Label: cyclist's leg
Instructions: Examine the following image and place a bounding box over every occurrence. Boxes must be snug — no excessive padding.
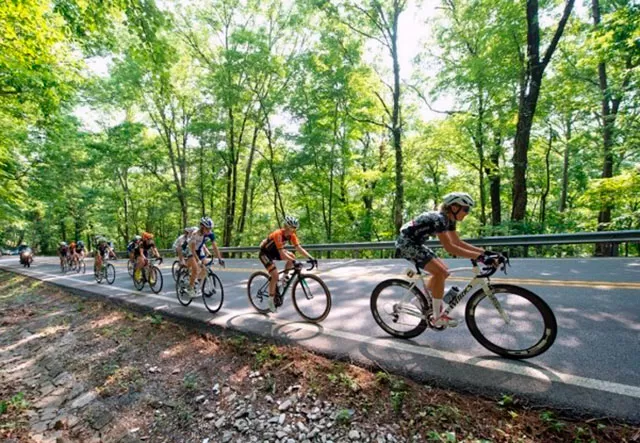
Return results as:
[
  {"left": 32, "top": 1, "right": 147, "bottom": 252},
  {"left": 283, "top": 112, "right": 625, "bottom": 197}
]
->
[
  {"left": 259, "top": 251, "right": 278, "bottom": 297},
  {"left": 424, "top": 257, "right": 454, "bottom": 325},
  {"left": 95, "top": 251, "right": 103, "bottom": 270},
  {"left": 187, "top": 255, "right": 198, "bottom": 289}
]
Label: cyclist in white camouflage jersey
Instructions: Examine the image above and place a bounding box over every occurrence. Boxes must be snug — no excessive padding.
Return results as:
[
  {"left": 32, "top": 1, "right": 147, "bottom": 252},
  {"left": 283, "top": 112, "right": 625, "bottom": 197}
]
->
[{"left": 396, "top": 192, "right": 504, "bottom": 327}]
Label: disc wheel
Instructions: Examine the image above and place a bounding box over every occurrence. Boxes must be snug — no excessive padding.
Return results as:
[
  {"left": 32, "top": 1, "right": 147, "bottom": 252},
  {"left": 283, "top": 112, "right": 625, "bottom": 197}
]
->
[
  {"left": 247, "top": 271, "right": 271, "bottom": 314},
  {"left": 291, "top": 274, "right": 331, "bottom": 322},
  {"left": 149, "top": 265, "right": 163, "bottom": 294},
  {"left": 176, "top": 268, "right": 192, "bottom": 306},
  {"left": 202, "top": 270, "right": 224, "bottom": 313},
  {"left": 370, "top": 279, "right": 430, "bottom": 339},
  {"left": 465, "top": 284, "right": 557, "bottom": 359},
  {"left": 105, "top": 263, "right": 116, "bottom": 285}
]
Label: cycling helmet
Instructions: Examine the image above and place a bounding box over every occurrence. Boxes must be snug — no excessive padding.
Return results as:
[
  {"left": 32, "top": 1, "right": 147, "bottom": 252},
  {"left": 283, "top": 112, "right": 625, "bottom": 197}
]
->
[
  {"left": 200, "top": 216, "right": 213, "bottom": 229},
  {"left": 60, "top": 241, "right": 67, "bottom": 246},
  {"left": 442, "top": 192, "right": 475, "bottom": 208},
  {"left": 188, "top": 226, "right": 198, "bottom": 233},
  {"left": 77, "top": 241, "right": 84, "bottom": 247},
  {"left": 134, "top": 235, "right": 142, "bottom": 241},
  {"left": 142, "top": 232, "right": 153, "bottom": 240},
  {"left": 284, "top": 215, "right": 300, "bottom": 229}
]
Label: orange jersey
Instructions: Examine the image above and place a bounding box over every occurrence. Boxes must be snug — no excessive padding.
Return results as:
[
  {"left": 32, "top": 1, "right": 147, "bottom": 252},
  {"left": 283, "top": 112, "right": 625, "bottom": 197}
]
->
[{"left": 261, "top": 228, "right": 299, "bottom": 252}]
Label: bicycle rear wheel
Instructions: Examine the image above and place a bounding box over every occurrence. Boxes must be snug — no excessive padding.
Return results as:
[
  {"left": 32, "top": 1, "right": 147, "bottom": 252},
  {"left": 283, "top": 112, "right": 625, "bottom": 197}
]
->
[
  {"left": 202, "top": 270, "right": 224, "bottom": 313},
  {"left": 292, "top": 274, "right": 331, "bottom": 322},
  {"left": 105, "top": 263, "right": 116, "bottom": 285},
  {"left": 149, "top": 265, "right": 163, "bottom": 293},
  {"left": 247, "top": 271, "right": 271, "bottom": 314},
  {"left": 465, "top": 284, "right": 557, "bottom": 359},
  {"left": 370, "top": 279, "right": 429, "bottom": 339},
  {"left": 176, "top": 268, "right": 192, "bottom": 306}
]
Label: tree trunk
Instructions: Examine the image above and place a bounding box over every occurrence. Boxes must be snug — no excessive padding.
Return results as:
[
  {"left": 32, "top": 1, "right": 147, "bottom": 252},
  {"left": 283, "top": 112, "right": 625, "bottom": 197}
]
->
[
  {"left": 511, "top": 0, "right": 574, "bottom": 222},
  {"left": 391, "top": 17, "right": 403, "bottom": 234},
  {"left": 488, "top": 132, "right": 501, "bottom": 226},
  {"left": 237, "top": 125, "right": 259, "bottom": 238},
  {"left": 540, "top": 125, "right": 553, "bottom": 227},
  {"left": 559, "top": 115, "right": 572, "bottom": 212}
]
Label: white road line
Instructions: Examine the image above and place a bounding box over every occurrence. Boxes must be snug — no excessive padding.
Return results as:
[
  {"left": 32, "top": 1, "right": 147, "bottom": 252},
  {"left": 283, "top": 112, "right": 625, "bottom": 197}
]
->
[{"left": 3, "top": 263, "right": 640, "bottom": 401}]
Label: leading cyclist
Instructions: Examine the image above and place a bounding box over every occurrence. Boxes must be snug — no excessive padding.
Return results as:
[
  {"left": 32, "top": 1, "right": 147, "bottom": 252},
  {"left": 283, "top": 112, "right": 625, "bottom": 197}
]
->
[
  {"left": 396, "top": 192, "right": 505, "bottom": 327},
  {"left": 185, "top": 217, "right": 224, "bottom": 298}
]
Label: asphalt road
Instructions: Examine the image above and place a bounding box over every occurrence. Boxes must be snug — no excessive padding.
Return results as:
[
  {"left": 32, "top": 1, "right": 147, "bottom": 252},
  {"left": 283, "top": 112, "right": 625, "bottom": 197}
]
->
[{"left": 2, "top": 256, "right": 639, "bottom": 422}]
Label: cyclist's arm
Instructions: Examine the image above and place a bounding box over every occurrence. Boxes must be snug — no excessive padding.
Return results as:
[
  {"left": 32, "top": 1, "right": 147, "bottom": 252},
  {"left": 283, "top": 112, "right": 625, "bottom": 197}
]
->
[
  {"left": 294, "top": 244, "right": 313, "bottom": 260},
  {"left": 278, "top": 248, "right": 296, "bottom": 261},
  {"left": 448, "top": 231, "right": 484, "bottom": 256},
  {"left": 210, "top": 241, "right": 223, "bottom": 260},
  {"left": 151, "top": 246, "right": 161, "bottom": 259},
  {"left": 437, "top": 232, "right": 481, "bottom": 259}
]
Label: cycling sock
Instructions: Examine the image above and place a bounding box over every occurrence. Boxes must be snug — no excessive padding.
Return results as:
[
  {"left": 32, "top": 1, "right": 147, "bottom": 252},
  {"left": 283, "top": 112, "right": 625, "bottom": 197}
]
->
[{"left": 432, "top": 298, "right": 443, "bottom": 319}]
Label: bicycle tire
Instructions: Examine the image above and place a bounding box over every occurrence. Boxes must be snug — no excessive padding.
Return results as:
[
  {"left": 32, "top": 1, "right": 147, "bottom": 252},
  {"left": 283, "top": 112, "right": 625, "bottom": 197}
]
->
[
  {"left": 291, "top": 274, "right": 331, "bottom": 322},
  {"left": 465, "top": 284, "right": 557, "bottom": 359},
  {"left": 176, "top": 268, "right": 192, "bottom": 306},
  {"left": 127, "top": 259, "right": 134, "bottom": 277},
  {"left": 133, "top": 269, "right": 145, "bottom": 291},
  {"left": 172, "top": 260, "right": 181, "bottom": 281},
  {"left": 247, "top": 271, "right": 271, "bottom": 314},
  {"left": 94, "top": 265, "right": 104, "bottom": 284},
  {"left": 105, "top": 263, "right": 116, "bottom": 285},
  {"left": 149, "top": 265, "right": 163, "bottom": 293},
  {"left": 80, "top": 260, "right": 86, "bottom": 274},
  {"left": 370, "top": 279, "right": 429, "bottom": 339},
  {"left": 202, "top": 270, "right": 224, "bottom": 313}
]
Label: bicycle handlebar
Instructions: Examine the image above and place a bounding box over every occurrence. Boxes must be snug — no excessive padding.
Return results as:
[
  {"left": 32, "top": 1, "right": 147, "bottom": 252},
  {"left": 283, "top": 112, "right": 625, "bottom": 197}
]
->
[
  {"left": 293, "top": 259, "right": 318, "bottom": 271},
  {"left": 471, "top": 253, "right": 510, "bottom": 278}
]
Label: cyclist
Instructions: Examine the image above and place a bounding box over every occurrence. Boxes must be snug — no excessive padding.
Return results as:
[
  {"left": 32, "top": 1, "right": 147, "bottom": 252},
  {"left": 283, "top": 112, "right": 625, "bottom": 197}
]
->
[
  {"left": 126, "top": 235, "right": 142, "bottom": 264},
  {"left": 173, "top": 227, "right": 197, "bottom": 267},
  {"left": 58, "top": 242, "right": 69, "bottom": 268},
  {"left": 94, "top": 236, "right": 115, "bottom": 272},
  {"left": 134, "top": 232, "right": 162, "bottom": 281},
  {"left": 396, "top": 192, "right": 505, "bottom": 327},
  {"left": 185, "top": 217, "right": 224, "bottom": 298},
  {"left": 76, "top": 240, "right": 86, "bottom": 259},
  {"left": 69, "top": 241, "right": 78, "bottom": 267},
  {"left": 258, "top": 215, "right": 316, "bottom": 313}
]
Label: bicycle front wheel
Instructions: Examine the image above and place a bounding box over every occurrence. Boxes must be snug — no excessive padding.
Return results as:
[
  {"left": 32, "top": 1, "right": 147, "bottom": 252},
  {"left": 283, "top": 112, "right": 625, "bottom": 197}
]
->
[
  {"left": 172, "top": 260, "right": 181, "bottom": 281},
  {"left": 78, "top": 260, "right": 86, "bottom": 274},
  {"left": 149, "top": 266, "right": 163, "bottom": 294},
  {"left": 292, "top": 274, "right": 331, "bottom": 322},
  {"left": 370, "top": 279, "right": 429, "bottom": 339},
  {"left": 247, "top": 271, "right": 271, "bottom": 314},
  {"left": 176, "top": 268, "right": 192, "bottom": 306},
  {"left": 202, "top": 271, "right": 224, "bottom": 313},
  {"left": 94, "top": 265, "right": 103, "bottom": 283},
  {"left": 127, "top": 259, "right": 134, "bottom": 277},
  {"left": 105, "top": 263, "right": 116, "bottom": 285},
  {"left": 466, "top": 284, "right": 557, "bottom": 359}
]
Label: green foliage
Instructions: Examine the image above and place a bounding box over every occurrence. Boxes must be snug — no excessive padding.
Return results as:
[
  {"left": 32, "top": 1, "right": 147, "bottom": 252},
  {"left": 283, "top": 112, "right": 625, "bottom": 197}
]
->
[
  {"left": 2, "top": 0, "right": 639, "bottom": 253},
  {"left": 254, "top": 345, "right": 284, "bottom": 368}
]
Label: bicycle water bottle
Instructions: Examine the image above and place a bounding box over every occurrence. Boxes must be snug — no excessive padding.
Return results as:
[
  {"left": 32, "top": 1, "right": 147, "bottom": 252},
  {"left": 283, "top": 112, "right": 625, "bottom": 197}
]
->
[{"left": 443, "top": 286, "right": 460, "bottom": 304}]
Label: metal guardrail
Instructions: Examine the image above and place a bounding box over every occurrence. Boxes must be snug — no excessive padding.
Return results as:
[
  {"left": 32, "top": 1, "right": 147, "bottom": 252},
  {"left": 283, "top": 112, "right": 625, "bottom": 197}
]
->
[{"left": 152, "top": 230, "right": 640, "bottom": 255}]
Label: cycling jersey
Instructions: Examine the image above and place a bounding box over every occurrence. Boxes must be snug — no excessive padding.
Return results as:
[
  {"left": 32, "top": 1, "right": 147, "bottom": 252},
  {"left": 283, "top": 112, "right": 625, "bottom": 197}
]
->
[
  {"left": 398, "top": 211, "right": 456, "bottom": 244},
  {"left": 59, "top": 246, "right": 69, "bottom": 256},
  {"left": 173, "top": 234, "right": 191, "bottom": 254},
  {"left": 126, "top": 240, "right": 140, "bottom": 253},
  {"left": 188, "top": 231, "right": 215, "bottom": 258}
]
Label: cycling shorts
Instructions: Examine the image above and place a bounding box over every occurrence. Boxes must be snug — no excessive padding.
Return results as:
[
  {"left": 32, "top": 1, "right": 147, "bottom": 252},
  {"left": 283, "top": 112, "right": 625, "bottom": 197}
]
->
[{"left": 395, "top": 236, "right": 437, "bottom": 269}]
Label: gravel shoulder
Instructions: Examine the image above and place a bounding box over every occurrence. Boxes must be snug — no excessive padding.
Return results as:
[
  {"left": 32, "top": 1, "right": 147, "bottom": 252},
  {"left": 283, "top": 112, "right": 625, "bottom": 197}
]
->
[{"left": 1, "top": 270, "right": 638, "bottom": 443}]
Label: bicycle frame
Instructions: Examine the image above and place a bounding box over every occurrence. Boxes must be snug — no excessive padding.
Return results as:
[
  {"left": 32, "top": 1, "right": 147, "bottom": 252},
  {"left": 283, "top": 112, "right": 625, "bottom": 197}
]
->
[{"left": 396, "top": 264, "right": 509, "bottom": 323}]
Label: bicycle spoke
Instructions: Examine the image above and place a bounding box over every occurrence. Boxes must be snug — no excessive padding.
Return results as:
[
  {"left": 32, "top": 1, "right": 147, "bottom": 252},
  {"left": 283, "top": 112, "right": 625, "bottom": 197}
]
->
[
  {"left": 292, "top": 275, "right": 331, "bottom": 322},
  {"left": 370, "top": 280, "right": 429, "bottom": 339}
]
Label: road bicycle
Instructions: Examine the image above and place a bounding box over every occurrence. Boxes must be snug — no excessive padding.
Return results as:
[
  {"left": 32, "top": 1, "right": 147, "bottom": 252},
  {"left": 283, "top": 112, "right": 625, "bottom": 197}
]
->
[
  {"left": 175, "top": 257, "right": 224, "bottom": 313},
  {"left": 370, "top": 257, "right": 557, "bottom": 359},
  {"left": 94, "top": 257, "right": 116, "bottom": 285},
  {"left": 133, "top": 257, "right": 163, "bottom": 293},
  {"left": 127, "top": 257, "right": 135, "bottom": 277},
  {"left": 172, "top": 259, "right": 187, "bottom": 282},
  {"left": 60, "top": 256, "right": 70, "bottom": 273},
  {"left": 247, "top": 260, "right": 331, "bottom": 322},
  {"left": 76, "top": 255, "right": 86, "bottom": 274}
]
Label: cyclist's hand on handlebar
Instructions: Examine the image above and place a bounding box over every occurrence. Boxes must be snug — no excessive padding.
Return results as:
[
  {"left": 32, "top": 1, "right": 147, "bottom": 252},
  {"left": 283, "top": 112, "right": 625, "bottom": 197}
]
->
[
  {"left": 156, "top": 256, "right": 163, "bottom": 264},
  {"left": 218, "top": 258, "right": 225, "bottom": 268},
  {"left": 307, "top": 258, "right": 318, "bottom": 270}
]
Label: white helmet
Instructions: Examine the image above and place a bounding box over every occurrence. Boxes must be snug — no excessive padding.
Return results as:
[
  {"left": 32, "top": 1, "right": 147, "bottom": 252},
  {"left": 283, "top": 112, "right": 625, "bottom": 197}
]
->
[
  {"left": 284, "top": 215, "right": 300, "bottom": 229},
  {"left": 200, "top": 216, "right": 213, "bottom": 229},
  {"left": 442, "top": 192, "right": 475, "bottom": 207}
]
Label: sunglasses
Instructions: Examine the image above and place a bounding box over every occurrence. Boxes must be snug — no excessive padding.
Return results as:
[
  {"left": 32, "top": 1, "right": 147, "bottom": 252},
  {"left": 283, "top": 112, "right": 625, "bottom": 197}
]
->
[{"left": 460, "top": 206, "right": 471, "bottom": 214}]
